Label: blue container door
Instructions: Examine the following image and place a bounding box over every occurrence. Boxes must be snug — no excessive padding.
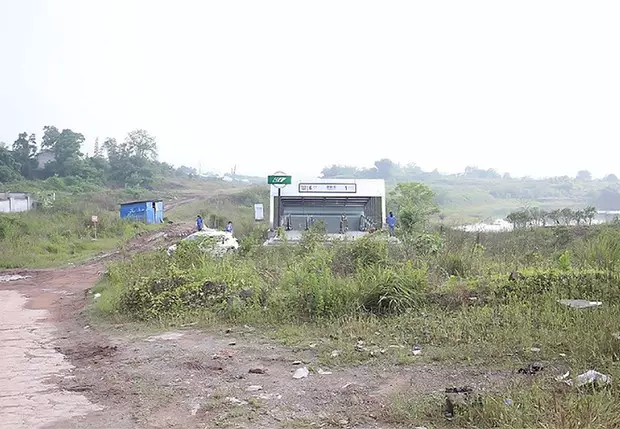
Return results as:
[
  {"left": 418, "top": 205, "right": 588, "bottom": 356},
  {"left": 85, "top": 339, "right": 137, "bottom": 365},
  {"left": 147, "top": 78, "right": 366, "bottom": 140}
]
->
[
  {"left": 145, "top": 203, "right": 155, "bottom": 224},
  {"left": 155, "top": 201, "right": 164, "bottom": 223}
]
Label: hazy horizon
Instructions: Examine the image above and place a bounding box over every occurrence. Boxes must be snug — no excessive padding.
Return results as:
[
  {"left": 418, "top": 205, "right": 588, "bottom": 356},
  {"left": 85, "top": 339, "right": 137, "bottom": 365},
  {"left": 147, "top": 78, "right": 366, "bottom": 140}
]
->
[{"left": 1, "top": 1, "right": 619, "bottom": 179}]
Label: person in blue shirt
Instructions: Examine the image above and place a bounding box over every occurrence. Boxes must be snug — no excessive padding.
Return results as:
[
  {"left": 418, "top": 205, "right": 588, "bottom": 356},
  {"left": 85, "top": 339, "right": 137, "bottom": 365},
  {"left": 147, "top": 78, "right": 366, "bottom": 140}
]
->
[
  {"left": 386, "top": 211, "right": 396, "bottom": 235},
  {"left": 196, "top": 215, "right": 204, "bottom": 231},
  {"left": 225, "top": 221, "right": 233, "bottom": 234}
]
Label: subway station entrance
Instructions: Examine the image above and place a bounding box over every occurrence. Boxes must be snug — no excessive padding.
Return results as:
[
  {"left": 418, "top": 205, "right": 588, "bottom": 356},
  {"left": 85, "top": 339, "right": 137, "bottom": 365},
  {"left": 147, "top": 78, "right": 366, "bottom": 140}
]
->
[{"left": 269, "top": 179, "right": 386, "bottom": 235}]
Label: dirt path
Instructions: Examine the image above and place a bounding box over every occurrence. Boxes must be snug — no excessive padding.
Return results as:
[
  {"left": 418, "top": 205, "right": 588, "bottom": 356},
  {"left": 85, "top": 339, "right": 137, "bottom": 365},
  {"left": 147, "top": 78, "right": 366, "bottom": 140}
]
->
[{"left": 0, "top": 230, "right": 512, "bottom": 428}]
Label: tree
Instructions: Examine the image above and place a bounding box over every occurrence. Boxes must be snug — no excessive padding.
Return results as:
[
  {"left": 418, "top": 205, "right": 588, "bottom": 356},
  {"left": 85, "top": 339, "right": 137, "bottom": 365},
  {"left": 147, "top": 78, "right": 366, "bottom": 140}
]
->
[
  {"left": 93, "top": 138, "right": 103, "bottom": 158},
  {"left": 103, "top": 131, "right": 159, "bottom": 187},
  {"left": 176, "top": 165, "right": 198, "bottom": 177},
  {"left": 121, "top": 129, "right": 157, "bottom": 160},
  {"left": 402, "top": 163, "right": 424, "bottom": 179},
  {"left": 604, "top": 174, "right": 619, "bottom": 182},
  {"left": 576, "top": 170, "right": 592, "bottom": 181},
  {"left": 0, "top": 146, "right": 21, "bottom": 182},
  {"left": 560, "top": 208, "right": 574, "bottom": 225},
  {"left": 41, "top": 125, "right": 60, "bottom": 150},
  {"left": 535, "top": 209, "right": 549, "bottom": 226},
  {"left": 55, "top": 129, "right": 84, "bottom": 164},
  {"left": 546, "top": 209, "right": 561, "bottom": 225},
  {"left": 374, "top": 158, "right": 396, "bottom": 179},
  {"left": 506, "top": 209, "right": 532, "bottom": 229},
  {"left": 320, "top": 164, "right": 358, "bottom": 178},
  {"left": 12, "top": 132, "right": 37, "bottom": 178},
  {"left": 574, "top": 209, "right": 584, "bottom": 225},
  {"left": 102, "top": 137, "right": 119, "bottom": 158},
  {"left": 40, "top": 126, "right": 85, "bottom": 177},
  {"left": 583, "top": 205, "right": 597, "bottom": 225},
  {"left": 389, "top": 182, "right": 439, "bottom": 234},
  {"left": 464, "top": 166, "right": 501, "bottom": 179}
]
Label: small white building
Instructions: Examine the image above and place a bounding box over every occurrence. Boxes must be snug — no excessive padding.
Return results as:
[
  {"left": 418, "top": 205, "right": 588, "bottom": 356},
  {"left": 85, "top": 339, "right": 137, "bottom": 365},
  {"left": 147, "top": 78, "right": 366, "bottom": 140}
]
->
[
  {"left": 0, "top": 193, "right": 33, "bottom": 213},
  {"left": 35, "top": 150, "right": 55, "bottom": 170},
  {"left": 269, "top": 178, "right": 386, "bottom": 234}
]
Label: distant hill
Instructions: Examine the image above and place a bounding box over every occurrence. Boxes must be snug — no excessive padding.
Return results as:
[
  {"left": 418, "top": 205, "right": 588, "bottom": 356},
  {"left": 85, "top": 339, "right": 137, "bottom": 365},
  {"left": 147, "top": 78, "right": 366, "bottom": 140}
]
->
[{"left": 320, "top": 160, "right": 620, "bottom": 222}]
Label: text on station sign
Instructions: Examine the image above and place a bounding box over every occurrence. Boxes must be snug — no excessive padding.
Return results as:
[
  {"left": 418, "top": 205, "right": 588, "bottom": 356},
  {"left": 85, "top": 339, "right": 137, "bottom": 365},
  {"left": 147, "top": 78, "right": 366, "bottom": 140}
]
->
[{"left": 298, "top": 183, "right": 357, "bottom": 193}]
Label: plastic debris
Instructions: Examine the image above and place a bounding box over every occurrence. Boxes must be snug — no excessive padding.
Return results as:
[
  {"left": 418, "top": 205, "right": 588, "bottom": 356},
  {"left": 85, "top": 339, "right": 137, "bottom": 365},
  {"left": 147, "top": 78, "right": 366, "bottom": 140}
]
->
[
  {"left": 94, "top": 293, "right": 101, "bottom": 299},
  {"left": 558, "top": 299, "right": 602, "bottom": 309},
  {"left": 0, "top": 274, "right": 31, "bottom": 283},
  {"left": 317, "top": 368, "right": 332, "bottom": 375},
  {"left": 293, "top": 367, "right": 309, "bottom": 379},
  {"left": 530, "top": 347, "right": 541, "bottom": 353},
  {"left": 249, "top": 368, "right": 267, "bottom": 374},
  {"left": 292, "top": 360, "right": 302, "bottom": 365},
  {"left": 226, "top": 397, "right": 248, "bottom": 406},
  {"left": 258, "top": 393, "right": 282, "bottom": 400},
  {"left": 146, "top": 332, "right": 184, "bottom": 342},
  {"left": 556, "top": 370, "right": 612, "bottom": 387},
  {"left": 555, "top": 371, "right": 570, "bottom": 383},
  {"left": 331, "top": 350, "right": 341, "bottom": 358},
  {"left": 412, "top": 345, "right": 423, "bottom": 356},
  {"left": 245, "top": 385, "right": 263, "bottom": 392},
  {"left": 575, "top": 370, "right": 612, "bottom": 387}
]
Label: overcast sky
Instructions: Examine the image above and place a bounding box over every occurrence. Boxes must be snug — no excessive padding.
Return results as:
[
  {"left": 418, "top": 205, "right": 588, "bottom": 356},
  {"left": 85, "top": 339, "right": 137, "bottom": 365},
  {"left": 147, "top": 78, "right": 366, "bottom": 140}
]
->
[{"left": 1, "top": 1, "right": 619, "bottom": 178}]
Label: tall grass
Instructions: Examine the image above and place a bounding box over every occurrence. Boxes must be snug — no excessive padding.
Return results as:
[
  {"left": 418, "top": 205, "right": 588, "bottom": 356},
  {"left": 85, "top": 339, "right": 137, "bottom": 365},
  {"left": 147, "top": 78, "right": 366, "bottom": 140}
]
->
[
  {"left": 0, "top": 194, "right": 150, "bottom": 268},
  {"left": 94, "top": 222, "right": 620, "bottom": 428}
]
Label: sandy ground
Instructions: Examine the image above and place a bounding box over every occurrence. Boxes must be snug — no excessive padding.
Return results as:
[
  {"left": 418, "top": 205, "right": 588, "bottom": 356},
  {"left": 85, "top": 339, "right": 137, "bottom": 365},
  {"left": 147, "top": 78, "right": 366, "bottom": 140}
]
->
[{"left": 0, "top": 227, "right": 513, "bottom": 428}]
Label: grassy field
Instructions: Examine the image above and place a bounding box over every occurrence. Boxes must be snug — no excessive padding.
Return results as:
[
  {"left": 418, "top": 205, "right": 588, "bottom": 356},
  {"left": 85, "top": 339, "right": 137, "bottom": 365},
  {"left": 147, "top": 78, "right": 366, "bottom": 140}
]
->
[
  {"left": 93, "top": 221, "right": 620, "bottom": 428},
  {"left": 0, "top": 176, "right": 242, "bottom": 268}
]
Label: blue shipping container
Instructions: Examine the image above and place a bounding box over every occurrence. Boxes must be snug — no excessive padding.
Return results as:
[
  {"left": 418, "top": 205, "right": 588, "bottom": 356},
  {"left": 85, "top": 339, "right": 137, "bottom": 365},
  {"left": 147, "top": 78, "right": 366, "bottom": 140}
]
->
[{"left": 119, "top": 200, "right": 164, "bottom": 224}]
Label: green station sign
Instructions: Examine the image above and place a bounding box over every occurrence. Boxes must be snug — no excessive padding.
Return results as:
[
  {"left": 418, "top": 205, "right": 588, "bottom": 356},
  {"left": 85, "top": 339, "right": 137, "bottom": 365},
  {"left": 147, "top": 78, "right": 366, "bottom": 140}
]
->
[{"left": 267, "top": 175, "right": 292, "bottom": 185}]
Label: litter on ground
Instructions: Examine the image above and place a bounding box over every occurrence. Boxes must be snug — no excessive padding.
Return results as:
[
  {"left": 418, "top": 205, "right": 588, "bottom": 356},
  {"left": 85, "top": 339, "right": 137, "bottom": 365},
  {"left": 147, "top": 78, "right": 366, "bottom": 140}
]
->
[
  {"left": 558, "top": 299, "right": 602, "bottom": 309},
  {"left": 0, "top": 274, "right": 31, "bottom": 283},
  {"left": 293, "top": 367, "right": 309, "bottom": 379}
]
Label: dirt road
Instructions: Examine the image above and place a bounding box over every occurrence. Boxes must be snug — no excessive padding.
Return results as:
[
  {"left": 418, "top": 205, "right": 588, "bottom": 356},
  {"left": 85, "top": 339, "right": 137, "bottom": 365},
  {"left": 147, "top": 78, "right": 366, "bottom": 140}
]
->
[{"left": 0, "top": 230, "right": 510, "bottom": 428}]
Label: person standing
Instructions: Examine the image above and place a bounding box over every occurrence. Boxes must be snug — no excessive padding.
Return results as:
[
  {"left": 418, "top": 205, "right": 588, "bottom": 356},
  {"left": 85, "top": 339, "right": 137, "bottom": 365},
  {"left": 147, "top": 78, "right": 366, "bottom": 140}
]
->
[
  {"left": 225, "top": 221, "right": 233, "bottom": 234},
  {"left": 339, "top": 214, "right": 348, "bottom": 234},
  {"left": 196, "top": 215, "right": 204, "bottom": 231},
  {"left": 386, "top": 211, "right": 396, "bottom": 235}
]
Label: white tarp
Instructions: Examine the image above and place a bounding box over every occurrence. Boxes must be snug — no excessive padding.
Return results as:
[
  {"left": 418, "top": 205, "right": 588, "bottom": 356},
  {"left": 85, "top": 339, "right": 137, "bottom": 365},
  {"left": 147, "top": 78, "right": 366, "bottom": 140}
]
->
[{"left": 167, "top": 228, "right": 239, "bottom": 256}]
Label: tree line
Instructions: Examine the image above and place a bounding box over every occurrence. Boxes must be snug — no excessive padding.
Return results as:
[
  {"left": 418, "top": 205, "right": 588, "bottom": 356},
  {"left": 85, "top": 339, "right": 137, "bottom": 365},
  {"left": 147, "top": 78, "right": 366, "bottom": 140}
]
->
[
  {"left": 321, "top": 159, "right": 620, "bottom": 211},
  {"left": 506, "top": 206, "right": 598, "bottom": 229},
  {"left": 0, "top": 127, "right": 197, "bottom": 187},
  {"left": 321, "top": 158, "right": 620, "bottom": 183}
]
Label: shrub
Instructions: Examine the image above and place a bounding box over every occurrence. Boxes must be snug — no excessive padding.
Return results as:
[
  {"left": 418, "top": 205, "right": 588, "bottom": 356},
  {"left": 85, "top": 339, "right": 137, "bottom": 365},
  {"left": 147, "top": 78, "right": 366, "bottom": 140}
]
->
[
  {"left": 358, "top": 263, "right": 428, "bottom": 314},
  {"left": 503, "top": 269, "right": 620, "bottom": 303},
  {"left": 331, "top": 235, "right": 388, "bottom": 276},
  {"left": 278, "top": 249, "right": 359, "bottom": 319}
]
